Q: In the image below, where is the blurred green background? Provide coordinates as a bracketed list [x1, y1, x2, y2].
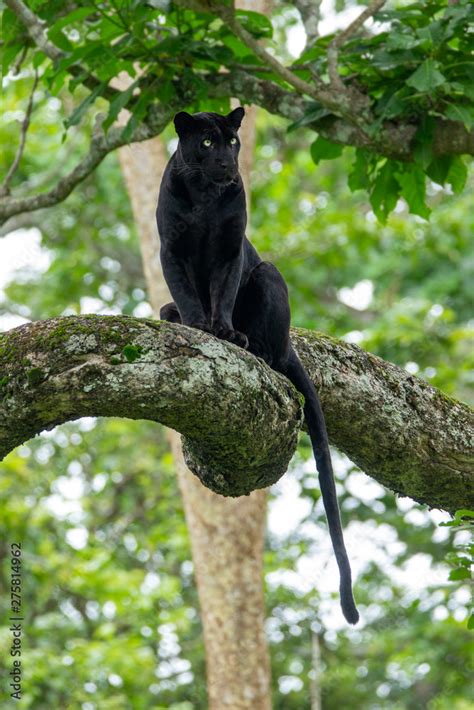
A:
[0, 62, 473, 710]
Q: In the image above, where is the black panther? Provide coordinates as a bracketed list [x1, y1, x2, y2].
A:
[156, 106, 359, 624]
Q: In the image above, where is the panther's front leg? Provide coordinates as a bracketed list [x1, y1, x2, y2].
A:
[160, 246, 210, 333]
[209, 253, 248, 349]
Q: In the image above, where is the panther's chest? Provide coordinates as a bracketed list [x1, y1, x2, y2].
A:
[176, 207, 243, 263]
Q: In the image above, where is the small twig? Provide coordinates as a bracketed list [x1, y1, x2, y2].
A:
[0, 70, 39, 198]
[328, 0, 386, 90]
[12, 44, 28, 75]
[216, 3, 323, 99]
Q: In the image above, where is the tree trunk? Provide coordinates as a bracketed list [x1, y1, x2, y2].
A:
[116, 69, 273, 706]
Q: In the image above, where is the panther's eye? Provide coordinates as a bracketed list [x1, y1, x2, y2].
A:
[202, 139, 212, 148]
[230, 137, 237, 145]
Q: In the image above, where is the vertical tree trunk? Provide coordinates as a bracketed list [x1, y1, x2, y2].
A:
[311, 632, 322, 710]
[115, 39, 273, 705]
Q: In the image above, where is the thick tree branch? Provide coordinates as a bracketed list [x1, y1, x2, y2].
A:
[0, 316, 302, 496]
[208, 71, 474, 159]
[0, 316, 472, 512]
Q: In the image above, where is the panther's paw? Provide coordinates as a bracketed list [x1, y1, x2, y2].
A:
[212, 324, 249, 349]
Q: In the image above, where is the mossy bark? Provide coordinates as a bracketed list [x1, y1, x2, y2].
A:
[0, 315, 301, 497]
[1, 315, 472, 512]
[292, 328, 473, 512]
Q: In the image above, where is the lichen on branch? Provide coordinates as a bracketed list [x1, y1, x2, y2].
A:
[0, 316, 302, 496]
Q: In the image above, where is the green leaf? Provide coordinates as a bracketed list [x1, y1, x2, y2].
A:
[33, 51, 47, 69]
[386, 33, 421, 50]
[103, 81, 138, 132]
[426, 156, 452, 186]
[413, 139, 433, 170]
[120, 87, 154, 142]
[235, 10, 273, 39]
[396, 165, 430, 219]
[48, 5, 97, 52]
[448, 568, 471, 581]
[220, 32, 256, 59]
[416, 21, 445, 47]
[2, 8, 23, 43]
[65, 83, 106, 129]
[48, 5, 97, 36]
[348, 149, 370, 192]
[287, 103, 332, 133]
[406, 59, 447, 92]
[446, 157, 467, 194]
[47, 27, 73, 53]
[156, 79, 175, 104]
[444, 104, 474, 130]
[369, 160, 400, 222]
[468, 613, 474, 630]
[1, 43, 23, 77]
[375, 89, 407, 120]
[413, 116, 435, 169]
[310, 137, 343, 164]
[454, 509, 474, 520]
[47, 68, 68, 95]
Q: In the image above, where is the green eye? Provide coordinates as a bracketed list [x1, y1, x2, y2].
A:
[202, 139, 212, 147]
[230, 137, 237, 145]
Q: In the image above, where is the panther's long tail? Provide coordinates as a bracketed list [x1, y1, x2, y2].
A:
[282, 347, 359, 624]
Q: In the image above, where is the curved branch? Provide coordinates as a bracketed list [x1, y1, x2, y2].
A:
[0, 109, 172, 226]
[0, 316, 302, 496]
[293, 329, 473, 513]
[0, 315, 472, 512]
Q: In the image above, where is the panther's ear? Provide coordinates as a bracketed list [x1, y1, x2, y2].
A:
[226, 106, 245, 130]
[174, 111, 197, 137]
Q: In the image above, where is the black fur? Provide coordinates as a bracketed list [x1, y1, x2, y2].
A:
[156, 107, 359, 624]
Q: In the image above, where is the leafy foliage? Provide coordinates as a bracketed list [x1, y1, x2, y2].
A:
[1, 0, 473, 220]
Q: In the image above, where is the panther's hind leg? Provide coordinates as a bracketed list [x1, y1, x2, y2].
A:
[233, 262, 291, 367]
[160, 301, 181, 323]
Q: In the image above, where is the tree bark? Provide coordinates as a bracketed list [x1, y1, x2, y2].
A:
[1, 315, 472, 513]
